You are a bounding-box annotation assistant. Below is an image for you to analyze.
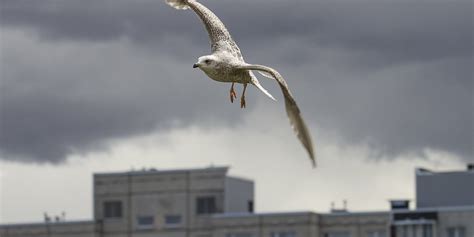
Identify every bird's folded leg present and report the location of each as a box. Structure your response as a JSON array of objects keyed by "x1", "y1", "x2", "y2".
[
  {"x1": 240, "y1": 83, "x2": 247, "y2": 108},
  {"x1": 230, "y1": 82, "x2": 237, "y2": 103}
]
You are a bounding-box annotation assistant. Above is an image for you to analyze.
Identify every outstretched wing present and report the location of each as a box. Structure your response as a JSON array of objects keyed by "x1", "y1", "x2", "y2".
[
  {"x1": 237, "y1": 64, "x2": 316, "y2": 167},
  {"x1": 186, "y1": 1, "x2": 243, "y2": 59}
]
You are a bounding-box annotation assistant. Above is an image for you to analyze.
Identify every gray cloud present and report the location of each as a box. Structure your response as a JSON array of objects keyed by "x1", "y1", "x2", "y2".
[
  {"x1": 0, "y1": 30, "x2": 241, "y2": 163},
  {"x1": 0, "y1": 0, "x2": 472, "y2": 163}
]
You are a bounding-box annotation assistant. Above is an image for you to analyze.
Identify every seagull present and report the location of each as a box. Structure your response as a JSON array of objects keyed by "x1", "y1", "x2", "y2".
[{"x1": 165, "y1": 0, "x2": 316, "y2": 166}]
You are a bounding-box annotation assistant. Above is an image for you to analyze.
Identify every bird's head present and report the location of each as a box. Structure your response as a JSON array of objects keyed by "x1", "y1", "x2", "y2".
[{"x1": 193, "y1": 55, "x2": 219, "y2": 70}]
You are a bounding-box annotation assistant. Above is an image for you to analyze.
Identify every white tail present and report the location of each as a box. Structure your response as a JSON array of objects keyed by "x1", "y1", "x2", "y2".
[
  {"x1": 165, "y1": 0, "x2": 190, "y2": 10},
  {"x1": 251, "y1": 76, "x2": 276, "y2": 101}
]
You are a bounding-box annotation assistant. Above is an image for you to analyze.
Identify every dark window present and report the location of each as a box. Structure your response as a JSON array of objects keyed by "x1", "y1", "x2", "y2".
[
  {"x1": 393, "y1": 212, "x2": 437, "y2": 221},
  {"x1": 248, "y1": 200, "x2": 254, "y2": 213},
  {"x1": 196, "y1": 196, "x2": 216, "y2": 214},
  {"x1": 447, "y1": 227, "x2": 466, "y2": 237},
  {"x1": 402, "y1": 225, "x2": 408, "y2": 237},
  {"x1": 422, "y1": 225, "x2": 433, "y2": 237},
  {"x1": 395, "y1": 225, "x2": 433, "y2": 237},
  {"x1": 137, "y1": 216, "x2": 154, "y2": 229},
  {"x1": 165, "y1": 215, "x2": 182, "y2": 226},
  {"x1": 104, "y1": 201, "x2": 122, "y2": 218}
]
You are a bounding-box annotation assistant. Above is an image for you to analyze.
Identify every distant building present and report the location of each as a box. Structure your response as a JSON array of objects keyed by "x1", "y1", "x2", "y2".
[
  {"x1": 1, "y1": 165, "x2": 473, "y2": 237},
  {"x1": 416, "y1": 165, "x2": 474, "y2": 208}
]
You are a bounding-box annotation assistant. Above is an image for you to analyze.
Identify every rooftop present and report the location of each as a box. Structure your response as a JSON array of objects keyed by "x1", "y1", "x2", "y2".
[
  {"x1": 94, "y1": 166, "x2": 229, "y2": 177},
  {"x1": 416, "y1": 164, "x2": 474, "y2": 175}
]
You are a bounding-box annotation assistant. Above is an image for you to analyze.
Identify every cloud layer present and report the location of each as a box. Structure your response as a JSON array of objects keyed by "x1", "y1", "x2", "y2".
[{"x1": 0, "y1": 0, "x2": 472, "y2": 163}]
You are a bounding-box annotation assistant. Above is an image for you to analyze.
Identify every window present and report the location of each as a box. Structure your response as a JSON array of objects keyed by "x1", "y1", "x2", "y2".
[
  {"x1": 103, "y1": 201, "x2": 122, "y2": 218},
  {"x1": 271, "y1": 231, "x2": 296, "y2": 237},
  {"x1": 165, "y1": 215, "x2": 182, "y2": 226},
  {"x1": 248, "y1": 200, "x2": 254, "y2": 213},
  {"x1": 447, "y1": 227, "x2": 466, "y2": 237},
  {"x1": 422, "y1": 224, "x2": 433, "y2": 237},
  {"x1": 395, "y1": 224, "x2": 433, "y2": 237},
  {"x1": 137, "y1": 216, "x2": 154, "y2": 229},
  {"x1": 402, "y1": 225, "x2": 408, "y2": 237},
  {"x1": 196, "y1": 196, "x2": 217, "y2": 214}
]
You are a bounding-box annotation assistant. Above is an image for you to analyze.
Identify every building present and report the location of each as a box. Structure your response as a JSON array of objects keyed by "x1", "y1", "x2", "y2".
[
  {"x1": 388, "y1": 165, "x2": 474, "y2": 237},
  {"x1": 1, "y1": 165, "x2": 473, "y2": 237},
  {"x1": 416, "y1": 165, "x2": 474, "y2": 208}
]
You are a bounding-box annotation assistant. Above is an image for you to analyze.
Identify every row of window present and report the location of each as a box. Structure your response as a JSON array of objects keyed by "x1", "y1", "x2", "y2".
[
  {"x1": 102, "y1": 201, "x2": 466, "y2": 237},
  {"x1": 225, "y1": 228, "x2": 467, "y2": 237},
  {"x1": 395, "y1": 224, "x2": 433, "y2": 237},
  {"x1": 103, "y1": 196, "x2": 219, "y2": 219},
  {"x1": 103, "y1": 201, "x2": 183, "y2": 229},
  {"x1": 136, "y1": 215, "x2": 182, "y2": 229},
  {"x1": 394, "y1": 224, "x2": 466, "y2": 237},
  {"x1": 325, "y1": 226, "x2": 466, "y2": 237}
]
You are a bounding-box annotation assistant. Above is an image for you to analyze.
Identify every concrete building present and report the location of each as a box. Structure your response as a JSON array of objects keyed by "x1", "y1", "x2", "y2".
[
  {"x1": 416, "y1": 165, "x2": 474, "y2": 208},
  {"x1": 1, "y1": 165, "x2": 473, "y2": 237}
]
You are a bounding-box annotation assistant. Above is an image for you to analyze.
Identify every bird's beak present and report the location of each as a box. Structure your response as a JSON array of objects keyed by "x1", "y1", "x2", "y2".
[{"x1": 193, "y1": 63, "x2": 199, "y2": 68}]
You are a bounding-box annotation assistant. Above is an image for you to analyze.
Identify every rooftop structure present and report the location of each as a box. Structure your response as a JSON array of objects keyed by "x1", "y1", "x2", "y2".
[{"x1": 416, "y1": 164, "x2": 474, "y2": 208}]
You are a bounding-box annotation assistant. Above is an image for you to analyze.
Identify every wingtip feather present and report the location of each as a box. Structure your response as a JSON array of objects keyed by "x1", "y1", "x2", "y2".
[
  {"x1": 165, "y1": 0, "x2": 190, "y2": 10},
  {"x1": 310, "y1": 154, "x2": 317, "y2": 168}
]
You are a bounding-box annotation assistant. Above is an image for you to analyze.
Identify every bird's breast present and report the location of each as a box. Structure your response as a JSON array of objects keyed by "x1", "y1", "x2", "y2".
[{"x1": 203, "y1": 68, "x2": 250, "y2": 84}]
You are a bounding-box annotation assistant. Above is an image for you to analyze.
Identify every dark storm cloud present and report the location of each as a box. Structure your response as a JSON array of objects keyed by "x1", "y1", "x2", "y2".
[
  {"x1": 0, "y1": 30, "x2": 241, "y2": 163},
  {"x1": 0, "y1": 0, "x2": 472, "y2": 163},
  {"x1": 2, "y1": 0, "x2": 471, "y2": 59}
]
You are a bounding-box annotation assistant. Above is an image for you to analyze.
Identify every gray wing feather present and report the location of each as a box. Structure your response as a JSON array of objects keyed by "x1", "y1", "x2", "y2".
[
  {"x1": 187, "y1": 0, "x2": 243, "y2": 59},
  {"x1": 237, "y1": 64, "x2": 316, "y2": 167}
]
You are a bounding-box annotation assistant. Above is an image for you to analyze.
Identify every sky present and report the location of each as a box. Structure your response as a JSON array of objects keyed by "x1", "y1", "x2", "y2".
[{"x1": 0, "y1": 0, "x2": 472, "y2": 223}]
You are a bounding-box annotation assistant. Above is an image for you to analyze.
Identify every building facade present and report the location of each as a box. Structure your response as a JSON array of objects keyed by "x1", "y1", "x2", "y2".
[
  {"x1": 1, "y1": 165, "x2": 473, "y2": 237},
  {"x1": 416, "y1": 166, "x2": 474, "y2": 208}
]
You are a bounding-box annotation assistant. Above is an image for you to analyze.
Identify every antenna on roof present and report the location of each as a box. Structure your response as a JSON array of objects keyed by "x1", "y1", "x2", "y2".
[
  {"x1": 44, "y1": 212, "x2": 51, "y2": 223},
  {"x1": 330, "y1": 200, "x2": 349, "y2": 213}
]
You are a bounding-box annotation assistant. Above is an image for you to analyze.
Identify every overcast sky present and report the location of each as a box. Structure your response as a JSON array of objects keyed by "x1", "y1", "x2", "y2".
[{"x1": 0, "y1": 0, "x2": 472, "y2": 223}]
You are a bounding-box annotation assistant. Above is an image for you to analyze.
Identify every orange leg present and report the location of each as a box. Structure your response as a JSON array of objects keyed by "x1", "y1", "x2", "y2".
[
  {"x1": 240, "y1": 83, "x2": 247, "y2": 108},
  {"x1": 229, "y1": 82, "x2": 237, "y2": 103}
]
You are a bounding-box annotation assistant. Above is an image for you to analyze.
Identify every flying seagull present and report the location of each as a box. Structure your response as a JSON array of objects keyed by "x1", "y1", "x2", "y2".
[{"x1": 165, "y1": 0, "x2": 316, "y2": 166}]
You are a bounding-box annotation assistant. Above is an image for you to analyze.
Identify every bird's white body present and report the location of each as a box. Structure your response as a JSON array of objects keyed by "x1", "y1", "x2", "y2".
[
  {"x1": 165, "y1": 0, "x2": 316, "y2": 166},
  {"x1": 198, "y1": 52, "x2": 251, "y2": 84}
]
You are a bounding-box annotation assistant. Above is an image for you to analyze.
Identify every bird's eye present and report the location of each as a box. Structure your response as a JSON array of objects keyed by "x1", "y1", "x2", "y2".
[{"x1": 204, "y1": 59, "x2": 211, "y2": 64}]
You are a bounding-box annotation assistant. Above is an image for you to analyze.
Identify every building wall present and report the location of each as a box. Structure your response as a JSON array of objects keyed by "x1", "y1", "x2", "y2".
[
  {"x1": 319, "y1": 212, "x2": 389, "y2": 237},
  {"x1": 416, "y1": 169, "x2": 474, "y2": 208},
  {"x1": 3, "y1": 209, "x2": 474, "y2": 237},
  {"x1": 0, "y1": 221, "x2": 97, "y2": 237},
  {"x1": 93, "y1": 167, "x2": 230, "y2": 236},
  {"x1": 224, "y1": 177, "x2": 254, "y2": 213},
  {"x1": 211, "y1": 212, "x2": 319, "y2": 237},
  {"x1": 2, "y1": 167, "x2": 473, "y2": 237},
  {"x1": 436, "y1": 209, "x2": 474, "y2": 237}
]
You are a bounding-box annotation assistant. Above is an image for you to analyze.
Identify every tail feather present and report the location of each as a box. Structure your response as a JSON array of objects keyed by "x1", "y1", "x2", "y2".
[
  {"x1": 251, "y1": 76, "x2": 276, "y2": 101},
  {"x1": 165, "y1": 0, "x2": 190, "y2": 10}
]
